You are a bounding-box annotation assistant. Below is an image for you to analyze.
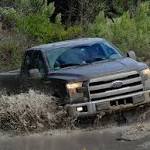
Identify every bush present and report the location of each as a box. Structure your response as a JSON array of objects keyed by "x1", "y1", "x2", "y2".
[
  {"x1": 0, "y1": 32, "x2": 29, "y2": 71},
  {"x1": 0, "y1": 0, "x2": 16, "y2": 8},
  {"x1": 17, "y1": 14, "x2": 83, "y2": 43},
  {"x1": 0, "y1": 7, "x2": 19, "y2": 30},
  {"x1": 88, "y1": 2, "x2": 150, "y2": 59},
  {"x1": 15, "y1": 0, "x2": 46, "y2": 14},
  {"x1": 0, "y1": 40, "x2": 22, "y2": 70},
  {"x1": 0, "y1": 2, "x2": 149, "y2": 71},
  {"x1": 87, "y1": 12, "x2": 112, "y2": 39}
]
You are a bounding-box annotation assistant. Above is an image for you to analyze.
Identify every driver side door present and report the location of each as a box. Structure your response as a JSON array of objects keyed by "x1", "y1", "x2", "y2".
[{"x1": 21, "y1": 50, "x2": 48, "y2": 92}]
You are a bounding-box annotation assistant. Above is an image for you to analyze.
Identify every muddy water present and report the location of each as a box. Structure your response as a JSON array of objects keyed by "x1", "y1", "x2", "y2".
[
  {"x1": 1, "y1": 91, "x2": 150, "y2": 150},
  {"x1": 0, "y1": 90, "x2": 150, "y2": 131},
  {"x1": 1, "y1": 123, "x2": 150, "y2": 150}
]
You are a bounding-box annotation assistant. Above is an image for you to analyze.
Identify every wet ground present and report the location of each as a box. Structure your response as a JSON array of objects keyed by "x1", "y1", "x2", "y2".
[
  {"x1": 1, "y1": 122, "x2": 150, "y2": 150},
  {"x1": 0, "y1": 90, "x2": 150, "y2": 150}
]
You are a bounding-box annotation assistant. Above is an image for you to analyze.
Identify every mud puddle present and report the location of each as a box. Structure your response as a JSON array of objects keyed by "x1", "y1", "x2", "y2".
[{"x1": 1, "y1": 122, "x2": 150, "y2": 150}]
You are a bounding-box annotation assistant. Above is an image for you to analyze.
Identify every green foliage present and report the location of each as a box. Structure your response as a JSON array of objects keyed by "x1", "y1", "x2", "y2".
[
  {"x1": 0, "y1": 7, "x2": 19, "y2": 30},
  {"x1": 88, "y1": 2, "x2": 150, "y2": 59},
  {"x1": 17, "y1": 14, "x2": 83, "y2": 43},
  {"x1": 15, "y1": 0, "x2": 45, "y2": 14},
  {"x1": 0, "y1": 32, "x2": 28, "y2": 71},
  {"x1": 0, "y1": 1, "x2": 149, "y2": 70},
  {"x1": 112, "y1": 2, "x2": 150, "y2": 58},
  {"x1": 0, "y1": 0, "x2": 16, "y2": 7},
  {"x1": 0, "y1": 40, "x2": 22, "y2": 70},
  {"x1": 87, "y1": 12, "x2": 112, "y2": 39}
]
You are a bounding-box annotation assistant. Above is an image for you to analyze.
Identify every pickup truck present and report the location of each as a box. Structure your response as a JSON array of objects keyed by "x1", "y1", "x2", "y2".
[{"x1": 0, "y1": 38, "x2": 150, "y2": 116}]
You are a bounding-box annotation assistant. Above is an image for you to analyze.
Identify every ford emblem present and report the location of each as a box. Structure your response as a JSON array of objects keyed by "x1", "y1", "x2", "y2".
[{"x1": 112, "y1": 81, "x2": 123, "y2": 88}]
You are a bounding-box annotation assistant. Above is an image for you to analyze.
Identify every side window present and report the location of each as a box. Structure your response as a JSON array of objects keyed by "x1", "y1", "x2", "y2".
[
  {"x1": 32, "y1": 51, "x2": 46, "y2": 76},
  {"x1": 22, "y1": 50, "x2": 46, "y2": 77},
  {"x1": 21, "y1": 51, "x2": 34, "y2": 75}
]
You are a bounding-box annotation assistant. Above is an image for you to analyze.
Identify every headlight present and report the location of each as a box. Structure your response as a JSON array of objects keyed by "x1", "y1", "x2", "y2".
[
  {"x1": 66, "y1": 82, "x2": 83, "y2": 97},
  {"x1": 66, "y1": 82, "x2": 82, "y2": 90},
  {"x1": 141, "y1": 68, "x2": 150, "y2": 79},
  {"x1": 66, "y1": 82, "x2": 88, "y2": 103}
]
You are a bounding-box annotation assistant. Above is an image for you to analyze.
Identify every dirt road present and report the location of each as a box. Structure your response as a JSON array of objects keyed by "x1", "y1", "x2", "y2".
[{"x1": 0, "y1": 123, "x2": 150, "y2": 150}]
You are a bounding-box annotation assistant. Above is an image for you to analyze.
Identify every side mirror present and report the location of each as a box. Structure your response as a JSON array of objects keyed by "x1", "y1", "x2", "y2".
[
  {"x1": 29, "y1": 69, "x2": 42, "y2": 79},
  {"x1": 126, "y1": 51, "x2": 137, "y2": 60}
]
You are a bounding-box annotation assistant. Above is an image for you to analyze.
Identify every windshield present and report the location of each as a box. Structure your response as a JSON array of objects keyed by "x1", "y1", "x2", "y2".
[{"x1": 46, "y1": 41, "x2": 123, "y2": 70}]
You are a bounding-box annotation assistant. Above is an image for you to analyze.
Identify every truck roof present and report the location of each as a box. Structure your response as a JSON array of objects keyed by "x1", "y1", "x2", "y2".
[{"x1": 27, "y1": 38, "x2": 105, "y2": 52}]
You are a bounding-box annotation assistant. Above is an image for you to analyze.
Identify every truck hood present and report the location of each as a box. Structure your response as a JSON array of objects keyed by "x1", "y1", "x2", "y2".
[{"x1": 48, "y1": 58, "x2": 147, "y2": 82}]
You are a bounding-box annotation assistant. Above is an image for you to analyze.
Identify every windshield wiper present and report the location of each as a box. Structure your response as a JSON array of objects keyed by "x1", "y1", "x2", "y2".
[
  {"x1": 87, "y1": 57, "x2": 107, "y2": 63},
  {"x1": 59, "y1": 61, "x2": 91, "y2": 69},
  {"x1": 60, "y1": 63, "x2": 83, "y2": 68}
]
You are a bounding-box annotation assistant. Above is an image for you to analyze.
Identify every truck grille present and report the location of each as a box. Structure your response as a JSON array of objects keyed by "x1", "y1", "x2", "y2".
[{"x1": 89, "y1": 71, "x2": 143, "y2": 102}]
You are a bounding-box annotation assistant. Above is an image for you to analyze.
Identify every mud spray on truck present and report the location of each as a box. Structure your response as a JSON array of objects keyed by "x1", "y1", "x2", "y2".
[{"x1": 0, "y1": 38, "x2": 150, "y2": 117}]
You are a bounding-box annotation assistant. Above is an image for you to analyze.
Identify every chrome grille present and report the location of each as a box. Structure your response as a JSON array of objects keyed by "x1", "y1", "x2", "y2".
[{"x1": 89, "y1": 71, "x2": 143, "y2": 101}]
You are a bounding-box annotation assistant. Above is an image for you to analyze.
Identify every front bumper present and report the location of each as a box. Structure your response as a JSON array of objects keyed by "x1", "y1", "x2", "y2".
[{"x1": 66, "y1": 90, "x2": 150, "y2": 117}]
